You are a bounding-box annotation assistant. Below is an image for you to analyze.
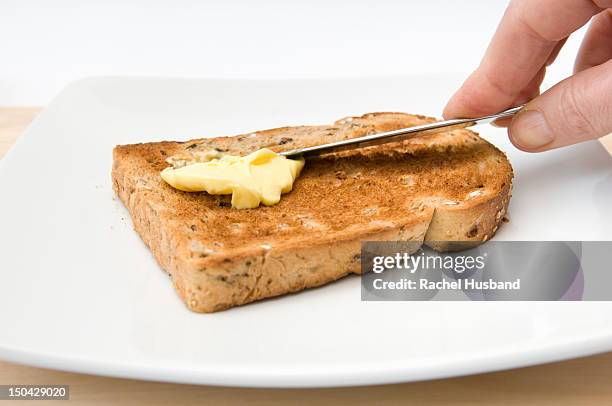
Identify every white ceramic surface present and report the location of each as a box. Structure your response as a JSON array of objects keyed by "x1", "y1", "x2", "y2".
[{"x1": 0, "y1": 75, "x2": 611, "y2": 388}]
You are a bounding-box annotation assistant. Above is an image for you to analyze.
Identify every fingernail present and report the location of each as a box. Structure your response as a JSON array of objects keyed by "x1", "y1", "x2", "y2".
[
  {"x1": 510, "y1": 110, "x2": 555, "y2": 150},
  {"x1": 491, "y1": 117, "x2": 512, "y2": 128}
]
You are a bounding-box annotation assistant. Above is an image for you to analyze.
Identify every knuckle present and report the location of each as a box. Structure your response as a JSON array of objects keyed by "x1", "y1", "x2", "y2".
[{"x1": 556, "y1": 80, "x2": 596, "y2": 140}]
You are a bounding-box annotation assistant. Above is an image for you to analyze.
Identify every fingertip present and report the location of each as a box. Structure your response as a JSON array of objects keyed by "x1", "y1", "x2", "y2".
[
  {"x1": 442, "y1": 86, "x2": 464, "y2": 119},
  {"x1": 441, "y1": 103, "x2": 456, "y2": 120},
  {"x1": 508, "y1": 135, "x2": 546, "y2": 153},
  {"x1": 442, "y1": 90, "x2": 475, "y2": 120},
  {"x1": 507, "y1": 125, "x2": 537, "y2": 152},
  {"x1": 508, "y1": 110, "x2": 555, "y2": 153},
  {"x1": 443, "y1": 68, "x2": 521, "y2": 119}
]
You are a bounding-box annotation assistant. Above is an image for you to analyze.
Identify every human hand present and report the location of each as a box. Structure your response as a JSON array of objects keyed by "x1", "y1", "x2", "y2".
[{"x1": 444, "y1": 0, "x2": 612, "y2": 152}]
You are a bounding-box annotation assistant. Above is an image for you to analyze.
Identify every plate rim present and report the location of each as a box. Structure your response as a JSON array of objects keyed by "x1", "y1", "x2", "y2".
[
  {"x1": 2, "y1": 74, "x2": 612, "y2": 388},
  {"x1": 2, "y1": 328, "x2": 612, "y2": 388}
]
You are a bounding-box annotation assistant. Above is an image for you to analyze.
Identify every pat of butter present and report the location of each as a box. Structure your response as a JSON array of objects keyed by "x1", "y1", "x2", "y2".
[{"x1": 160, "y1": 148, "x2": 305, "y2": 209}]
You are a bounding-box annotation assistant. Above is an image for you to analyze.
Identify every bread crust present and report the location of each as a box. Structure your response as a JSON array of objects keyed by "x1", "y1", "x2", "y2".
[{"x1": 112, "y1": 112, "x2": 513, "y2": 312}]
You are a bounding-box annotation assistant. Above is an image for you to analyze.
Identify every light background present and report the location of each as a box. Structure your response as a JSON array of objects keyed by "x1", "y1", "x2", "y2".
[{"x1": 1, "y1": 0, "x2": 588, "y2": 106}]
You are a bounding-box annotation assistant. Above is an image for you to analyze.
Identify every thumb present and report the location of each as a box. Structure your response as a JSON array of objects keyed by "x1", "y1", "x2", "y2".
[{"x1": 509, "y1": 59, "x2": 612, "y2": 152}]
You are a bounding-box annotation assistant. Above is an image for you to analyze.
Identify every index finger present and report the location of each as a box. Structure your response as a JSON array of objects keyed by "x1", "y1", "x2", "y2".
[{"x1": 444, "y1": 0, "x2": 608, "y2": 118}]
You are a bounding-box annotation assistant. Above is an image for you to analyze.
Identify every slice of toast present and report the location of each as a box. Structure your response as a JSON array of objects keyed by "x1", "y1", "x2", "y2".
[{"x1": 112, "y1": 112, "x2": 513, "y2": 312}]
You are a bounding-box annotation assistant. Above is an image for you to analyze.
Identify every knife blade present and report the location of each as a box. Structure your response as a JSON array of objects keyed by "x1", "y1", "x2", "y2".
[{"x1": 280, "y1": 105, "x2": 524, "y2": 158}]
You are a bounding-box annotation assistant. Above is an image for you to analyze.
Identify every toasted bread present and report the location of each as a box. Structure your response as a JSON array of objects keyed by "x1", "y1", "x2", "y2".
[{"x1": 112, "y1": 112, "x2": 513, "y2": 312}]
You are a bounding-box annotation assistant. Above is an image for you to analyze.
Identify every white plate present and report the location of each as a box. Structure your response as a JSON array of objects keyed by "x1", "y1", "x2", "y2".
[{"x1": 1, "y1": 75, "x2": 612, "y2": 388}]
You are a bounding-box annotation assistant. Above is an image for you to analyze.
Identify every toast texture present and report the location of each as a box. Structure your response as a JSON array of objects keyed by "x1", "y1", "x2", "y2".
[{"x1": 112, "y1": 113, "x2": 513, "y2": 312}]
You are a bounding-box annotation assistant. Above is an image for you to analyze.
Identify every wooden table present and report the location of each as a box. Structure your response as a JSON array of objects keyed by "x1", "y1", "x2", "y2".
[{"x1": 1, "y1": 107, "x2": 612, "y2": 405}]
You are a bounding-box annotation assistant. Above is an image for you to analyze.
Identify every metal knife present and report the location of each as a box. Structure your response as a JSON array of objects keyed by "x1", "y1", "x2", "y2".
[{"x1": 280, "y1": 105, "x2": 524, "y2": 158}]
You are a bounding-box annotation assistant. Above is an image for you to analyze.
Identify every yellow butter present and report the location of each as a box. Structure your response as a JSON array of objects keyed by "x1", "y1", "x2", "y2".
[{"x1": 160, "y1": 148, "x2": 305, "y2": 209}]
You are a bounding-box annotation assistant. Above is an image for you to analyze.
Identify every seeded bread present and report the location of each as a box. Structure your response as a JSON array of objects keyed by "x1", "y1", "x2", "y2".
[{"x1": 112, "y1": 112, "x2": 513, "y2": 312}]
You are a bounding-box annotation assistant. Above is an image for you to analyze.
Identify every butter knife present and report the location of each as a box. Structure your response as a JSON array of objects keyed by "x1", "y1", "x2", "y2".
[{"x1": 280, "y1": 105, "x2": 524, "y2": 158}]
